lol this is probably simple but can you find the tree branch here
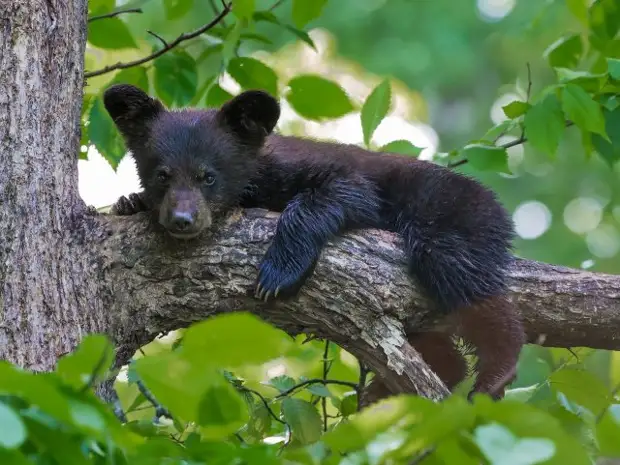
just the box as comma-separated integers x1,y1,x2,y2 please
97,209,620,400
84,2,232,78
449,122,575,169
88,8,142,22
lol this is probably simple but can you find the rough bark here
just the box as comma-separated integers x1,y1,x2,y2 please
0,0,107,369
93,207,620,400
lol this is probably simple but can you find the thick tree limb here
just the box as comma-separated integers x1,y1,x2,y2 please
95,208,620,401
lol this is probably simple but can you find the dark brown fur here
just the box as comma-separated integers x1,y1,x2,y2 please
104,84,524,399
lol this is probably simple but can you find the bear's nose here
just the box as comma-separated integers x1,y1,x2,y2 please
171,210,194,230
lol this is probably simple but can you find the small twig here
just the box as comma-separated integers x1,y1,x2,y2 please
85,3,232,78
136,380,172,421
147,30,169,48
270,0,288,10
448,120,575,169
322,340,331,432
275,379,358,399
357,361,370,411
88,8,142,22
519,63,533,141
109,388,128,423
243,387,287,425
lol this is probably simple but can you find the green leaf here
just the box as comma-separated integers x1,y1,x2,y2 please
222,19,244,63
556,69,606,93
339,391,357,417
524,94,565,157
292,0,328,28
283,25,317,50
566,0,588,25
233,0,255,18
56,335,114,390
306,383,332,397
87,17,137,50
0,403,26,449
246,402,272,440
164,0,193,20
597,405,620,456
88,0,114,14
561,84,607,137
69,399,106,435
592,107,620,166
181,313,293,368
324,395,437,452
481,119,520,142
502,100,531,119
136,352,246,436
361,79,391,147
227,57,278,95
281,398,322,445
460,144,509,173
111,66,148,90
286,75,354,121
544,34,583,69
154,50,198,107
589,0,620,51
474,423,556,465
549,368,611,414
88,97,127,169
607,58,620,80
379,139,423,157
267,375,297,393
198,383,247,439
205,84,233,108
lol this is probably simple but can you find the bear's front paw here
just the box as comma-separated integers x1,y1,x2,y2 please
255,246,317,302
111,193,147,216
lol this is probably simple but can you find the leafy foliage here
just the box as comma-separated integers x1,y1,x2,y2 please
7,319,620,464
68,0,620,463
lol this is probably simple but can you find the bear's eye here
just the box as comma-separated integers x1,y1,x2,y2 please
156,169,171,183
197,172,216,186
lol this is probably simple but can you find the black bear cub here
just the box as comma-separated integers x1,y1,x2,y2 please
104,84,524,399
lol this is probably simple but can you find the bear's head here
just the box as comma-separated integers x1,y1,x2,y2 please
103,84,280,239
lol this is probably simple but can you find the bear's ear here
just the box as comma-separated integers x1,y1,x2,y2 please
216,90,280,144
103,84,165,142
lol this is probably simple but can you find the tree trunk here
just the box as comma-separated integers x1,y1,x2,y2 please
0,0,107,370
1,0,620,406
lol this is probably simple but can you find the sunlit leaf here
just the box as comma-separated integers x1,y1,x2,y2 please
544,34,582,69
164,0,193,20
281,398,322,445
566,0,588,25
233,0,255,18
286,75,354,120
460,144,509,173
292,0,328,28
503,100,531,119
361,79,391,146
607,58,620,80
379,139,423,157
524,94,565,157
227,57,278,95
56,335,114,390
0,403,26,449
88,98,127,169
561,84,607,138
181,313,293,368
154,50,198,107
87,17,137,50
474,423,556,465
